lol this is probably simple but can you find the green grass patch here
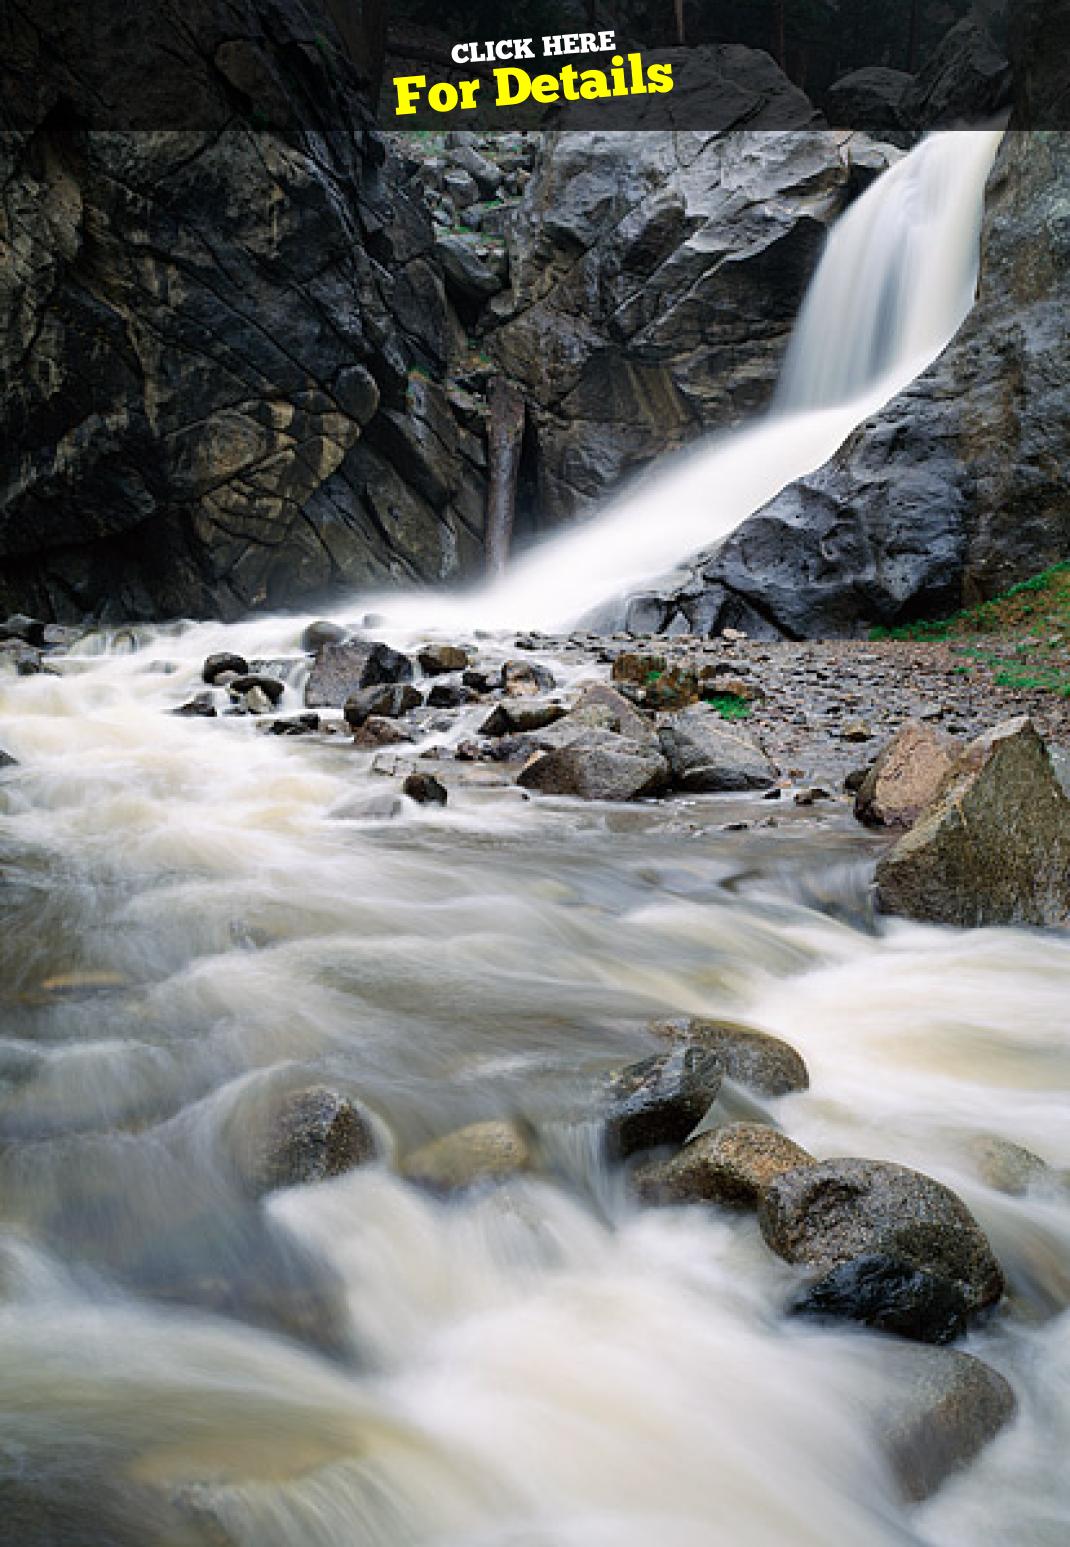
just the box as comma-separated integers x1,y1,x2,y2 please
704,692,751,721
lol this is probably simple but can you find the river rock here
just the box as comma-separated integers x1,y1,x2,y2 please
480,700,566,736
305,641,414,709
635,1123,815,1208
402,1119,535,1191
418,643,471,675
254,1087,380,1193
0,748,18,769
792,1253,976,1344
426,683,467,709
353,716,414,749
228,673,285,705
874,717,1070,927
403,772,448,806
649,1016,809,1097
760,1158,1005,1335
172,693,217,718
600,1047,722,1160
874,1344,1017,1502
966,1134,1051,1196
300,621,347,652
517,729,670,802
659,705,777,792
502,659,556,696
203,652,248,684
344,683,422,727
854,720,955,829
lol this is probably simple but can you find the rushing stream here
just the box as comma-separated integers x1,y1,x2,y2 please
2,130,1069,1546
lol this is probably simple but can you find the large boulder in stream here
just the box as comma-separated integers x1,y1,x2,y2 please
854,720,957,830
759,1157,1005,1342
649,1016,810,1097
658,705,778,792
517,729,671,802
600,1048,723,1160
305,641,414,710
253,1086,382,1194
875,717,1070,927
635,1123,815,1209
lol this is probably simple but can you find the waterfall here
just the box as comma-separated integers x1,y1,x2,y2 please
360,129,1002,635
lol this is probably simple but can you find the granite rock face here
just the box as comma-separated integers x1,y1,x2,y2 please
639,126,1070,639
0,3,488,621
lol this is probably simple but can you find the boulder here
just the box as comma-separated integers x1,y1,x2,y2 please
517,729,671,802
635,1123,815,1208
418,643,471,675
966,1134,1051,1196
600,1047,722,1160
352,716,415,749
649,1016,809,1097
253,1087,380,1194
435,234,506,303
502,659,556,696
402,772,448,806
759,1158,1005,1335
658,705,777,792
228,673,285,705
791,1253,976,1344
479,700,566,736
426,683,467,709
854,720,956,829
0,748,18,769
301,621,347,652
344,683,422,727
874,717,1070,927
203,652,248,684
172,693,217,718
402,1119,534,1191
824,67,913,131
305,641,414,709
861,1344,1017,1502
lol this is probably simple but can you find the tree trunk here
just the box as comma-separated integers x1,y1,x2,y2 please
485,378,526,577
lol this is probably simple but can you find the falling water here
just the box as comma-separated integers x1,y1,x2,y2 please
360,129,1003,633
2,127,1068,1547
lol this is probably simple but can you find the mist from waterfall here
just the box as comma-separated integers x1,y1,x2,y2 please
359,129,1002,635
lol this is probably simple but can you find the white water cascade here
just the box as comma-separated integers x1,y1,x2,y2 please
359,129,1002,635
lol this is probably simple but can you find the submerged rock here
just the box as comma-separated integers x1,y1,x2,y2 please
650,1016,809,1097
301,620,348,653
760,1157,1004,1339
875,1344,1016,1502
601,1047,722,1160
875,717,1070,927
854,720,956,829
172,693,217,718
402,1119,535,1191
635,1123,815,1208
659,705,777,792
254,1087,381,1193
517,729,670,802
305,641,414,709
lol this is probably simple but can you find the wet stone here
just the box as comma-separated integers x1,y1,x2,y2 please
254,1086,380,1193
203,651,248,684
172,693,217,718
601,1047,722,1160
503,659,556,696
301,620,347,652
305,641,414,709
403,772,448,806
419,643,471,675
791,1253,974,1344
344,683,422,727
649,1016,809,1097
228,674,285,705
635,1123,815,1208
402,1119,535,1192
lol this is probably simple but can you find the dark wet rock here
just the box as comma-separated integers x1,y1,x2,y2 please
300,621,348,653
650,1016,809,1097
463,666,500,694
241,687,274,716
794,786,832,806
659,706,777,792
344,683,422,728
426,682,468,709
203,652,248,685
403,772,448,806
760,1158,1005,1329
601,1047,722,1160
418,643,471,675
0,748,18,769
402,1119,535,1192
854,720,957,830
502,659,556,696
305,642,414,710
435,233,506,302
899,17,1011,128
480,700,566,736
517,730,670,802
172,693,217,718
635,1122,815,1208
792,1253,974,1344
228,674,285,706
824,67,913,130
875,1345,1016,1502
254,1087,380,1193
875,717,1070,927
0,613,48,646
262,713,320,737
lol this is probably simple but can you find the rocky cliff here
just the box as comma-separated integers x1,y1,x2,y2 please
634,128,1069,640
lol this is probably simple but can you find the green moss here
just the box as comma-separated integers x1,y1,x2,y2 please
704,693,751,721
